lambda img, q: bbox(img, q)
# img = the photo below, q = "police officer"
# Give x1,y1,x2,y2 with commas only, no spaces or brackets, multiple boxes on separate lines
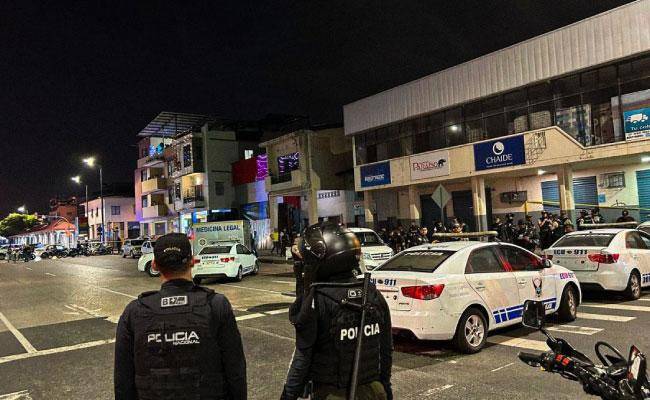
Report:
617,209,636,223
114,233,246,400
281,222,393,400
577,209,592,231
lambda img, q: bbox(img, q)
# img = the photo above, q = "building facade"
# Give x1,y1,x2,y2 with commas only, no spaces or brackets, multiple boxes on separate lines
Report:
344,0,650,230
87,196,137,242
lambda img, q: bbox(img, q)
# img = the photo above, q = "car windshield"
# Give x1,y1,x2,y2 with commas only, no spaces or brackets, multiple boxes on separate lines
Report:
374,250,454,273
354,232,384,247
199,246,231,255
553,234,616,248
130,240,145,246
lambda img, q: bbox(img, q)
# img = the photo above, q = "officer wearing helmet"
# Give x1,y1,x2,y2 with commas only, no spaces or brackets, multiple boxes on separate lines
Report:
281,222,393,400
114,233,247,400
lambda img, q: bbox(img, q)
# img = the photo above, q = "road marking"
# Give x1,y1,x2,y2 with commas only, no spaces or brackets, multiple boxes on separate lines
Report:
578,312,636,322
265,308,289,315
491,362,514,372
87,284,137,299
0,312,37,354
67,304,104,319
240,325,293,341
546,325,602,336
235,313,265,321
0,338,115,365
44,273,56,277
422,384,454,397
582,303,650,312
24,267,32,271
0,390,32,400
488,335,548,351
639,298,650,302
222,283,293,296
272,280,294,284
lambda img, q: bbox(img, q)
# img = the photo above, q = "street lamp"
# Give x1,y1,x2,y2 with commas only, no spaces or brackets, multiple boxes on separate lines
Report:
17,206,26,213
71,175,89,223
83,156,105,243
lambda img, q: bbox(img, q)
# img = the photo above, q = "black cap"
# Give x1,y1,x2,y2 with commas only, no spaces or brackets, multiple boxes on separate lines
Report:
154,233,192,268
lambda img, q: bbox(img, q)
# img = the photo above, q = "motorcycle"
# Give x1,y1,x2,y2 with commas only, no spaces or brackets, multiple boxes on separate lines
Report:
518,300,649,399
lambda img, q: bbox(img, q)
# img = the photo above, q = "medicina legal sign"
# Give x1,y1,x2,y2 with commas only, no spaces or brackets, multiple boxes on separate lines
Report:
473,135,526,171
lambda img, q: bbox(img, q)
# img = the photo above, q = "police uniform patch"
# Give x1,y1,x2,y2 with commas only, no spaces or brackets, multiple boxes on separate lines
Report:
347,289,362,299
161,295,188,307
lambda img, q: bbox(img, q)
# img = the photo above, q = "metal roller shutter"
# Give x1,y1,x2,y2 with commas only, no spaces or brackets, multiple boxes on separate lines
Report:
452,190,475,231
637,169,650,222
420,195,442,230
541,181,560,213
541,176,598,212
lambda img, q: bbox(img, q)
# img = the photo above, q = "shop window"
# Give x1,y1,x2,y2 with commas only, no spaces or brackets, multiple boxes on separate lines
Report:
244,149,254,159
554,74,580,96
619,56,650,82
413,132,431,154
555,95,592,146
528,101,555,130
444,107,462,127
154,223,166,236
582,86,618,145
429,112,444,129
597,65,618,88
482,95,503,116
430,128,447,151
528,82,553,105
355,143,367,165
446,124,466,146
484,114,506,139
506,107,529,134
465,119,485,142
504,89,527,110
365,144,377,164
375,141,388,161
464,100,482,120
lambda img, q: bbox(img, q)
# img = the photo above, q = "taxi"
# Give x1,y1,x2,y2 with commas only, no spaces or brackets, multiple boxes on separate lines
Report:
370,240,581,353
192,242,259,284
544,226,650,299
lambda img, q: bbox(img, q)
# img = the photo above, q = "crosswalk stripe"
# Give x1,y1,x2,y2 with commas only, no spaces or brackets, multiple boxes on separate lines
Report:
235,313,265,321
639,298,650,302
0,390,32,400
582,303,650,312
546,325,602,336
578,312,636,322
487,335,548,351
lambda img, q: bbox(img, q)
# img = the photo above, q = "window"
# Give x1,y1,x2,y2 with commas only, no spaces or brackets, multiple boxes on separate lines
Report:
215,182,225,196
141,196,148,208
111,206,121,216
500,245,541,271
244,149,254,159
174,182,181,199
601,172,625,188
639,232,650,249
236,244,247,254
140,169,147,182
375,250,454,273
554,234,615,247
625,232,647,249
466,247,505,274
182,144,192,168
199,246,231,255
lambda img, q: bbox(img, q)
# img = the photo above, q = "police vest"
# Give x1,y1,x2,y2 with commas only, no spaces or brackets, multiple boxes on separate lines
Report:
309,283,383,389
132,288,225,400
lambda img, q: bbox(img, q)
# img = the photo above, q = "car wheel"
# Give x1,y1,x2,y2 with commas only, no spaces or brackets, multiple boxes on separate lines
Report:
252,260,260,275
41,253,49,259
234,266,243,282
130,251,135,259
454,308,487,354
193,277,202,285
557,285,578,322
145,261,159,277
623,271,641,300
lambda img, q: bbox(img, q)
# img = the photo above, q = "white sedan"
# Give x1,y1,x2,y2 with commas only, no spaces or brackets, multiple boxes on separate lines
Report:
370,241,581,353
544,228,650,299
192,242,259,284
137,253,159,277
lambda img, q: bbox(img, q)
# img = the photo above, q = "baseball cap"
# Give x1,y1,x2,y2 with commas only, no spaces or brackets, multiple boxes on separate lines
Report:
154,233,192,269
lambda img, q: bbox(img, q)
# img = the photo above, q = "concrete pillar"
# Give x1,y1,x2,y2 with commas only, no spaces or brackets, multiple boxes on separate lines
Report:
557,165,575,222
308,189,319,225
471,176,488,231
408,186,421,226
398,187,421,226
269,195,278,231
363,191,375,229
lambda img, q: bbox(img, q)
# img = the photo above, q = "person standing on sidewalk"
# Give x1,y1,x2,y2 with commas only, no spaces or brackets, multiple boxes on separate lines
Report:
271,229,280,255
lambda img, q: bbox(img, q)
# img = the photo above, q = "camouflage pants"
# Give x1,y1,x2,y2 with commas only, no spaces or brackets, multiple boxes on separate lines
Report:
313,381,387,400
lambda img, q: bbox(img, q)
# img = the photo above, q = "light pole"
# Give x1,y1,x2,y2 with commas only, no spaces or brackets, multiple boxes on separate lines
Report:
83,157,105,244
71,176,88,221
16,206,27,213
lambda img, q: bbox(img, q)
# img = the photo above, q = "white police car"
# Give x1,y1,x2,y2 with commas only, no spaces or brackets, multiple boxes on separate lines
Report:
192,242,259,284
369,240,581,353
348,228,393,271
137,252,159,277
544,228,650,299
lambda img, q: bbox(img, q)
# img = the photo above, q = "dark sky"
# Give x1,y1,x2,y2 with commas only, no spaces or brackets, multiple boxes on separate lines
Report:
0,0,633,216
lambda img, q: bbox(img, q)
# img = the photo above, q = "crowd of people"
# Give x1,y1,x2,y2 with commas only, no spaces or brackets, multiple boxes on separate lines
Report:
377,217,470,253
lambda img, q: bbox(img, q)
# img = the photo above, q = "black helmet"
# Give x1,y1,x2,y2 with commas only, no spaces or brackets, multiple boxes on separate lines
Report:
300,222,361,281
623,209,629,216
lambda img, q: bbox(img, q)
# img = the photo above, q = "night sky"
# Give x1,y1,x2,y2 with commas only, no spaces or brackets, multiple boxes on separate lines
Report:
0,0,633,216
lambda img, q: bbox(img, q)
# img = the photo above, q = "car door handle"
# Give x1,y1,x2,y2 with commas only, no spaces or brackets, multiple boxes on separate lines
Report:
474,283,486,291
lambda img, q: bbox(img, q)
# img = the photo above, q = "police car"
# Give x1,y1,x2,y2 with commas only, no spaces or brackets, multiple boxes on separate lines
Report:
348,228,394,271
137,252,159,277
192,242,259,284
369,240,581,353
544,227,650,299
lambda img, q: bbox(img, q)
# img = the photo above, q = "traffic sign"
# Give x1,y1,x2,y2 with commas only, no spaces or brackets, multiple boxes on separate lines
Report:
431,185,451,209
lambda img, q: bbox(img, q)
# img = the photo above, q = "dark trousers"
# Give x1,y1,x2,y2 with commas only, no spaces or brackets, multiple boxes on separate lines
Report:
272,241,280,254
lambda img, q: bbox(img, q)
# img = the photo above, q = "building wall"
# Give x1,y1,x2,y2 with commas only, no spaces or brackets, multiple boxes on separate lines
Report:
87,196,136,240
203,130,239,210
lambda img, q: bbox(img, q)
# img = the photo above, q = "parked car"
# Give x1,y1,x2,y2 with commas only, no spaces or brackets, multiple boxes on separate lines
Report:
122,239,145,258
348,228,394,271
193,242,259,284
36,244,69,259
137,253,159,277
141,239,156,255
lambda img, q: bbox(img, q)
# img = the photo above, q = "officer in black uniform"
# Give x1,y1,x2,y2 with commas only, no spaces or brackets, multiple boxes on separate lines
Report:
281,222,393,400
114,233,247,400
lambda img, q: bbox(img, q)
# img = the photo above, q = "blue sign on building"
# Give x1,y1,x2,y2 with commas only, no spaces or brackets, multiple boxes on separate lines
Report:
360,162,391,188
623,108,650,140
474,135,526,171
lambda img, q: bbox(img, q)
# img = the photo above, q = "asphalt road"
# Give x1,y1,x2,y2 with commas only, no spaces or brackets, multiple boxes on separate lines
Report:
0,255,649,399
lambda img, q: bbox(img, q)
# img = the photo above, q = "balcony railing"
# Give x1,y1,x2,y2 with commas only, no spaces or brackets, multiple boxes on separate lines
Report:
183,195,205,204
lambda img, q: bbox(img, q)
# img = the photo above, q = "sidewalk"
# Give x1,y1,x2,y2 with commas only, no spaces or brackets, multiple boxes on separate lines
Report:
257,249,292,265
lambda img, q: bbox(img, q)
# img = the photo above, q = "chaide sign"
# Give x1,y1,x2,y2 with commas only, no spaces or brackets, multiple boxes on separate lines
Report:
473,135,526,171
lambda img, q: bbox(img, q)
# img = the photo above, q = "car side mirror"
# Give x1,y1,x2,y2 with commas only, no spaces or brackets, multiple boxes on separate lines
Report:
522,300,546,329
542,258,553,269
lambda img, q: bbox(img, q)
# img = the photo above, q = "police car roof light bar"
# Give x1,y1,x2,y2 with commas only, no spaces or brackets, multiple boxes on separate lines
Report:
579,222,639,229
430,231,499,238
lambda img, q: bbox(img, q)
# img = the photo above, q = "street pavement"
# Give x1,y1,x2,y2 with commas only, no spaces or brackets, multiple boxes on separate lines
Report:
0,255,649,399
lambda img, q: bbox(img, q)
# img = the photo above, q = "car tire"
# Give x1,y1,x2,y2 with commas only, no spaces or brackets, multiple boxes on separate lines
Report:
557,285,578,322
234,266,243,282
145,261,159,277
193,277,202,285
41,253,49,259
623,271,642,300
454,308,487,354
252,260,260,275
130,251,135,259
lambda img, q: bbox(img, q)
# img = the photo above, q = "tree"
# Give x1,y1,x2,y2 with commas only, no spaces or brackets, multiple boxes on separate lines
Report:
0,213,40,237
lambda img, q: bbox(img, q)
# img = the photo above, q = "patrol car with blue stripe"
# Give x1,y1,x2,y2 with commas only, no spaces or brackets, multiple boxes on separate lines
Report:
369,239,581,353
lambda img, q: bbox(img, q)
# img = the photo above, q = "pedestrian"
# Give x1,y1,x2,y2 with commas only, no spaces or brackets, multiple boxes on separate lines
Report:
616,209,636,223
514,219,536,252
591,207,605,224
576,209,592,231
251,231,258,256
378,227,389,244
271,229,280,255
502,213,516,243
538,211,553,249
114,233,247,400
281,222,393,400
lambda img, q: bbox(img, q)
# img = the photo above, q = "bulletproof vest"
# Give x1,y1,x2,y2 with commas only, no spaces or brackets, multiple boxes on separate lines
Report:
132,288,225,400
309,282,383,388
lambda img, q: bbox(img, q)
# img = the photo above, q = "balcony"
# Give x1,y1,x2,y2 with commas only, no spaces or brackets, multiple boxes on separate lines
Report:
265,169,305,193
142,204,168,219
137,153,166,169
141,177,168,194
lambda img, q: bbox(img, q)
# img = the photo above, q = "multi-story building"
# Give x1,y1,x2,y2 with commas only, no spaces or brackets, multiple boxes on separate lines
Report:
260,125,358,233
87,195,137,242
345,0,650,230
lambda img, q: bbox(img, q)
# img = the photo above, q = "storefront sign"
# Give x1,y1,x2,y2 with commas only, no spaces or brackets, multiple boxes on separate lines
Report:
360,162,391,188
474,136,526,171
317,190,341,200
409,150,450,180
624,108,650,140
